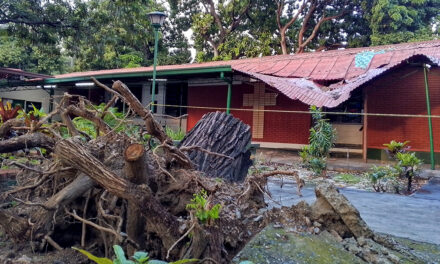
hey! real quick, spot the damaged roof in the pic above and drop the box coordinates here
[50,40,440,107]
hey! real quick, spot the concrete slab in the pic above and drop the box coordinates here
[266,177,440,245]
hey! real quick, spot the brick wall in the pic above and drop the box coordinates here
[366,66,440,152]
[187,83,311,144]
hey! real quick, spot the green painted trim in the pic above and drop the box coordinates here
[44,66,233,84]
[226,83,232,114]
[423,64,435,169]
[151,27,159,111]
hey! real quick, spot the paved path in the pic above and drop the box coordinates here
[266,177,440,245]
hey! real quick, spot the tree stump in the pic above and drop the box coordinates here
[179,111,252,182]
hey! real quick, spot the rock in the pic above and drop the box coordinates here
[357,236,366,246]
[5,251,15,259]
[313,227,320,234]
[313,182,374,239]
[313,221,321,227]
[16,255,32,264]
[233,225,365,264]
[253,215,263,222]
[330,229,343,242]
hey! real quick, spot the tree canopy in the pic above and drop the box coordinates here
[0,0,439,74]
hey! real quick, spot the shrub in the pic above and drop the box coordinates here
[383,140,410,159]
[186,189,221,225]
[300,106,336,176]
[367,165,401,193]
[396,152,422,192]
[0,99,21,123]
[165,127,185,141]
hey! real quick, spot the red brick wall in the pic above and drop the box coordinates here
[366,67,440,152]
[187,83,311,144]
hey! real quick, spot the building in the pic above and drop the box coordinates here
[2,40,440,164]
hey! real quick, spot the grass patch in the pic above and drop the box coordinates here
[333,173,361,184]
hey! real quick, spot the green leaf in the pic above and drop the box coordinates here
[169,259,199,264]
[147,260,168,264]
[72,247,113,264]
[133,251,149,261]
[113,245,135,264]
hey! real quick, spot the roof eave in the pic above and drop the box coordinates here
[44,66,233,84]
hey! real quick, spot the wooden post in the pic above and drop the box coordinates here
[362,90,368,162]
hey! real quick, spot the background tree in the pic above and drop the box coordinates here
[0,0,83,74]
[274,0,353,54]
[366,0,440,45]
[171,0,254,61]
[65,0,191,71]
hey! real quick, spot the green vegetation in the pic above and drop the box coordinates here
[186,189,221,225]
[63,103,142,140]
[367,140,423,193]
[165,127,185,141]
[0,99,21,123]
[334,173,361,184]
[367,165,401,193]
[2,1,439,73]
[73,245,198,264]
[383,140,410,158]
[396,152,422,191]
[300,106,336,176]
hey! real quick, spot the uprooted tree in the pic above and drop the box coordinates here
[0,79,426,264]
[0,79,276,263]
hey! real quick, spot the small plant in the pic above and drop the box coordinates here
[300,106,336,176]
[383,140,410,158]
[334,173,361,184]
[165,127,185,141]
[186,189,221,225]
[73,245,198,264]
[396,152,422,192]
[0,99,21,123]
[367,165,401,193]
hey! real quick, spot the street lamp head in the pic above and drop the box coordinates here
[148,11,167,28]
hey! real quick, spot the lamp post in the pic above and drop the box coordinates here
[147,11,167,112]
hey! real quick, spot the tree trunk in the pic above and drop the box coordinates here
[0,132,55,153]
[0,119,24,138]
[54,139,181,251]
[280,29,288,55]
[179,111,252,182]
[124,144,147,253]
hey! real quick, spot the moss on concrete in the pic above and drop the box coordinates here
[233,225,365,264]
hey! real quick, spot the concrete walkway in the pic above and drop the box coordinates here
[258,149,440,176]
[266,177,440,245]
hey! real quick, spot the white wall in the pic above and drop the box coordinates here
[0,89,50,111]
[0,88,67,114]
[141,82,165,115]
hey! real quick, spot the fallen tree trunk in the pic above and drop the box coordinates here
[0,132,55,153]
[179,111,252,182]
[0,119,24,138]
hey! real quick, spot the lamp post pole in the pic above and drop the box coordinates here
[151,25,160,112]
[147,11,167,112]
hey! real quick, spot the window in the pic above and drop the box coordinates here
[26,101,42,112]
[0,98,41,111]
[150,84,159,94]
[165,83,187,117]
[326,89,363,124]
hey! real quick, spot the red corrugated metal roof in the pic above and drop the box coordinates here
[52,40,440,107]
